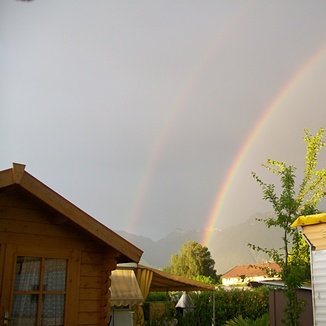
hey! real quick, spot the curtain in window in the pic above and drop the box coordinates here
[12,256,67,326]
[12,257,41,325]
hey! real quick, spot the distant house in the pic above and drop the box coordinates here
[0,163,143,326]
[221,262,281,286]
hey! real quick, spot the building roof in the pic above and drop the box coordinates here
[221,262,281,279]
[0,163,143,263]
[258,280,312,290]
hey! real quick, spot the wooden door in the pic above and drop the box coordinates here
[0,245,79,326]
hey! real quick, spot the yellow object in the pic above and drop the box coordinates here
[110,270,144,306]
[133,268,154,326]
[291,213,326,227]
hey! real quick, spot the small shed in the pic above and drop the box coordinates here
[292,213,326,326]
[0,163,143,325]
[260,280,313,326]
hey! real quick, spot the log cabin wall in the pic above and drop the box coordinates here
[0,185,117,326]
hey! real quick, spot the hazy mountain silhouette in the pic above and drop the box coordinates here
[117,212,284,274]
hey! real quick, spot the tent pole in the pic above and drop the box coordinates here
[212,290,215,326]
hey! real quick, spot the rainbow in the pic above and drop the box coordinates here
[202,45,326,247]
[126,4,252,234]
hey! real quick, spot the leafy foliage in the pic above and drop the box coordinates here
[250,127,326,326]
[145,287,269,326]
[193,274,217,284]
[213,287,269,326]
[172,287,269,326]
[146,291,171,302]
[164,240,218,282]
[224,314,270,326]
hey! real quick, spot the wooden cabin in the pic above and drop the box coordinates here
[0,163,143,326]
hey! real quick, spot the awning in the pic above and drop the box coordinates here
[110,270,144,306]
[137,265,215,292]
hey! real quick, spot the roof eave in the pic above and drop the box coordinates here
[0,163,143,263]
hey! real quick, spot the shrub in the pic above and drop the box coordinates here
[145,287,269,326]
[224,313,270,326]
[183,286,269,326]
[213,287,269,325]
[146,291,171,301]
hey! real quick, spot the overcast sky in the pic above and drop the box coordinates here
[1,1,326,242]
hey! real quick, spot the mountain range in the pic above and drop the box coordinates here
[116,212,284,274]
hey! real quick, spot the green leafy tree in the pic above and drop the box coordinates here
[164,241,218,282]
[250,127,326,326]
[192,274,217,284]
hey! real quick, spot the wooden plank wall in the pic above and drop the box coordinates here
[0,187,116,326]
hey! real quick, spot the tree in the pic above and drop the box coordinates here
[164,241,218,282]
[250,127,326,326]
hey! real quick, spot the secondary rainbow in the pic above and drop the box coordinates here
[125,5,251,234]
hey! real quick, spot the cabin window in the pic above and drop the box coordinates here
[12,256,67,326]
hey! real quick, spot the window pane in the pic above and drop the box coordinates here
[44,258,67,291]
[12,256,67,325]
[14,257,41,291]
[12,294,38,326]
[41,294,65,326]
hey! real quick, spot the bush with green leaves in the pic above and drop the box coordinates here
[224,313,270,326]
[145,287,269,325]
[213,287,269,326]
[146,291,171,302]
[171,287,269,326]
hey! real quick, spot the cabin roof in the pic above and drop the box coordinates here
[0,163,143,263]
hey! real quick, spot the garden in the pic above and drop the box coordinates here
[145,286,270,326]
